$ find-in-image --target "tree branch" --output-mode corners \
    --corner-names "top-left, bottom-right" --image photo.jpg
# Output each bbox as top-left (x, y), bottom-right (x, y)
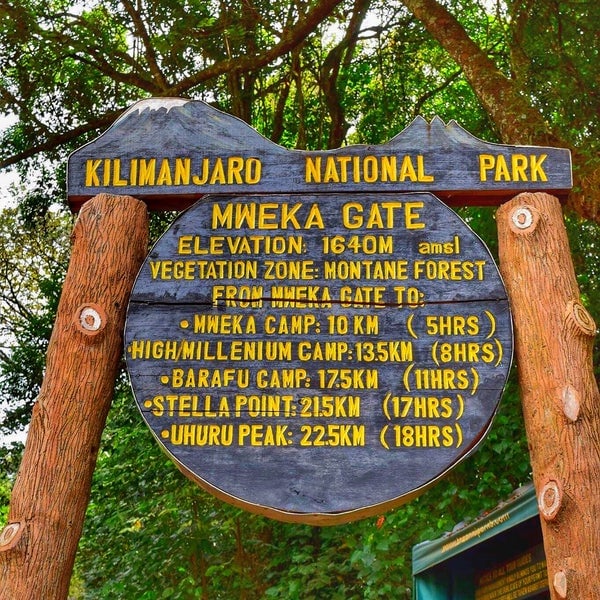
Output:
top-left (168, 0), bottom-right (345, 96)
top-left (66, 50), bottom-right (163, 94)
top-left (0, 110), bottom-right (124, 170)
top-left (0, 0), bottom-right (345, 170)
top-left (320, 0), bottom-right (370, 147)
top-left (411, 68), bottom-right (463, 117)
top-left (400, 0), bottom-right (560, 146)
top-left (120, 0), bottom-right (171, 91)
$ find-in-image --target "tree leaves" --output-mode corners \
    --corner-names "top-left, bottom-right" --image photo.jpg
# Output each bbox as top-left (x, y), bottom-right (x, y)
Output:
top-left (0, 1), bottom-right (598, 596)
top-left (0, 208), bottom-right (70, 432)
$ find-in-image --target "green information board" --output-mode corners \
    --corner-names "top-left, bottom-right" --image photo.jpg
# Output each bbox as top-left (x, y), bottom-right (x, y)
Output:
top-left (124, 191), bottom-right (512, 523)
top-left (413, 484), bottom-right (549, 599)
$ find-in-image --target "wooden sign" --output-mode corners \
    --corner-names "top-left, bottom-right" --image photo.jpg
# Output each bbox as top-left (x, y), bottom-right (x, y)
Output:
top-left (67, 98), bottom-right (572, 212)
top-left (124, 191), bottom-right (513, 524)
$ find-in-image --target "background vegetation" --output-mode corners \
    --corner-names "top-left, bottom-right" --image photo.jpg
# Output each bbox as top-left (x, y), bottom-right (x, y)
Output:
top-left (1, 0), bottom-right (598, 597)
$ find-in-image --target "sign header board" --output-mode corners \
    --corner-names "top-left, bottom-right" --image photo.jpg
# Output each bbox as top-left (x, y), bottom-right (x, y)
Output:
top-left (67, 98), bottom-right (572, 212)
top-left (124, 191), bottom-right (513, 524)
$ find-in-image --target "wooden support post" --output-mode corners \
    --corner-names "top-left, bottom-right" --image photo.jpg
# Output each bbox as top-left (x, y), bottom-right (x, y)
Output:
top-left (0, 194), bottom-right (148, 599)
top-left (497, 192), bottom-right (600, 599)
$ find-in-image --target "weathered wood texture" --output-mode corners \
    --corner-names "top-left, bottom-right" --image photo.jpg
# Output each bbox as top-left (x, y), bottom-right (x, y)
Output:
top-left (125, 192), bottom-right (513, 524)
top-left (497, 192), bottom-right (600, 600)
top-left (66, 98), bottom-right (572, 211)
top-left (0, 194), bottom-right (148, 600)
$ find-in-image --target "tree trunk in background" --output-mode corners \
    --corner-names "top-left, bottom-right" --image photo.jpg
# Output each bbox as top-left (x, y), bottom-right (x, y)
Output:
top-left (497, 192), bottom-right (600, 599)
top-left (0, 194), bottom-right (148, 599)
top-left (401, 0), bottom-right (599, 223)
top-left (400, 0), bottom-right (559, 146)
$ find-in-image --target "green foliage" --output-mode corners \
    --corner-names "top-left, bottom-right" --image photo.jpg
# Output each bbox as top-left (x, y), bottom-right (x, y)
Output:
top-left (0, 442), bottom-right (22, 526)
top-left (0, 208), bottom-right (71, 432)
top-left (508, 0), bottom-right (600, 145)
top-left (0, 0), bottom-right (598, 597)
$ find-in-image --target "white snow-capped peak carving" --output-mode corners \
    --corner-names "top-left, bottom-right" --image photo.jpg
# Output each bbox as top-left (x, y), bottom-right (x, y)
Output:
top-left (116, 97), bottom-right (190, 122)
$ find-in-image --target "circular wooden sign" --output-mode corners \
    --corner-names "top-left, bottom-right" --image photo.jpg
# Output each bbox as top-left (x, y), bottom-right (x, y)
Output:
top-left (125, 192), bottom-right (512, 524)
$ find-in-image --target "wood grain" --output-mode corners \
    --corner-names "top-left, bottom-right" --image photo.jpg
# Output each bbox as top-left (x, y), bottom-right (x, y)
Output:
top-left (125, 192), bottom-right (513, 523)
top-left (67, 99), bottom-right (572, 212)
top-left (0, 194), bottom-right (148, 599)
top-left (497, 192), bottom-right (600, 599)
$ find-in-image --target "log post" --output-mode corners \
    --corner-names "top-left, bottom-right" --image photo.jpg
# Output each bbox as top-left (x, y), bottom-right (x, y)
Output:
top-left (0, 194), bottom-right (148, 599)
top-left (497, 192), bottom-right (600, 599)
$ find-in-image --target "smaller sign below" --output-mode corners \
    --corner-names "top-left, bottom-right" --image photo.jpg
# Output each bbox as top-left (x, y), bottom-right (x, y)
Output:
top-left (412, 484), bottom-right (549, 600)
top-left (124, 191), bottom-right (513, 524)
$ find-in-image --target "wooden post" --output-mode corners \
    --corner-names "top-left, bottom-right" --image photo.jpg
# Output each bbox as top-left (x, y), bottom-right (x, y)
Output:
top-left (0, 194), bottom-right (148, 599)
top-left (497, 192), bottom-right (600, 599)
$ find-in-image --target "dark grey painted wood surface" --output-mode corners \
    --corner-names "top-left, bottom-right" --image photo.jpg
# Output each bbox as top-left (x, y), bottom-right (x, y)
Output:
top-left (124, 192), bottom-right (513, 522)
top-left (68, 98), bottom-right (572, 212)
